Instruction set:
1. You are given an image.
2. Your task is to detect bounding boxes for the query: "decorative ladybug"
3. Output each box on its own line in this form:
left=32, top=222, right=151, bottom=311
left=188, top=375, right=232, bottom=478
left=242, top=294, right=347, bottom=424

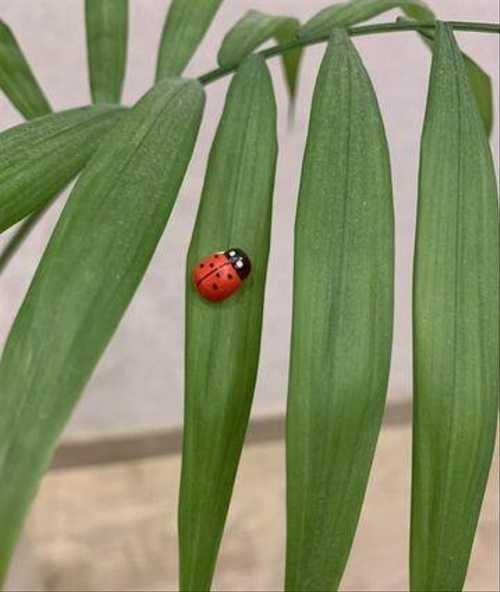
left=193, top=248, right=252, bottom=302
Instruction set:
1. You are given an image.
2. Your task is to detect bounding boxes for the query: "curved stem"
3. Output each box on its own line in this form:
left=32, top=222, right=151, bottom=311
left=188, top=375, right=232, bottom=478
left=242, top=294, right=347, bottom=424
left=198, top=20, right=500, bottom=85
left=0, top=21, right=498, bottom=275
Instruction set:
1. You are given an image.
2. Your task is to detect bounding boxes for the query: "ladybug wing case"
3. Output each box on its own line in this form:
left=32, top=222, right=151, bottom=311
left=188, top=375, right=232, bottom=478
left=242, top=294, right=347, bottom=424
left=193, top=252, right=242, bottom=302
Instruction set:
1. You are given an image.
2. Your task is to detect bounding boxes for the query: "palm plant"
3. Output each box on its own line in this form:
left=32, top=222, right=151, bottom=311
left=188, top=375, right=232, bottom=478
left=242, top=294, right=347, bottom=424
left=0, top=1, right=498, bottom=590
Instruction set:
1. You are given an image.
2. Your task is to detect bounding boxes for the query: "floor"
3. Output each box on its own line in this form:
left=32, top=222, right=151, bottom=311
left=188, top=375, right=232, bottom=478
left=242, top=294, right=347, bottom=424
left=8, top=422, right=499, bottom=591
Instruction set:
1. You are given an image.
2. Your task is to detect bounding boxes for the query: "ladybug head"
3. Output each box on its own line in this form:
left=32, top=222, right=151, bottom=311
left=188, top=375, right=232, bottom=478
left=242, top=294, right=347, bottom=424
left=225, top=248, right=252, bottom=280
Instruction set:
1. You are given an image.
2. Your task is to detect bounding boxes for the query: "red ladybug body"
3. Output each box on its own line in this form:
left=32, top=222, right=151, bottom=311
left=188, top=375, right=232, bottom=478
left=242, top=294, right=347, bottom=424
left=193, top=248, right=252, bottom=302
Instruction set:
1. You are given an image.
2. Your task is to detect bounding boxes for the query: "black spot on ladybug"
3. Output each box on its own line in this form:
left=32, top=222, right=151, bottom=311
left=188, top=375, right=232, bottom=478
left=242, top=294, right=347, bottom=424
left=210, top=263, right=214, bottom=268
left=212, top=284, right=218, bottom=290
left=228, top=274, right=233, bottom=280
left=216, top=272, right=221, bottom=278
left=200, top=263, right=204, bottom=268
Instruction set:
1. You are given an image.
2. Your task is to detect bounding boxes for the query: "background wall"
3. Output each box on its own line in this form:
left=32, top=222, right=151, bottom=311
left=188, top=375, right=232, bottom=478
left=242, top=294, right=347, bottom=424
left=0, top=0, right=499, bottom=435
left=2, top=3, right=499, bottom=591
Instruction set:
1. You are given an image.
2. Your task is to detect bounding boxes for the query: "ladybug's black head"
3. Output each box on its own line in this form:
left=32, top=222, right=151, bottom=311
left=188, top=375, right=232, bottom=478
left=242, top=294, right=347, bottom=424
left=225, top=248, right=252, bottom=281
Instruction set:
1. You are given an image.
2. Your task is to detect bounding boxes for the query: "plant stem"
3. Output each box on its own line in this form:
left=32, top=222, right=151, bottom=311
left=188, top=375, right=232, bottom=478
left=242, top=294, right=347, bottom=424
left=198, top=20, right=500, bottom=85
left=0, top=21, right=498, bottom=275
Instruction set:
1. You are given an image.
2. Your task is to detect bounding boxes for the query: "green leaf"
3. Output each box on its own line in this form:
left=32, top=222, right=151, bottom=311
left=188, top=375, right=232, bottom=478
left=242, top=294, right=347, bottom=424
left=411, top=22, right=499, bottom=592
left=218, top=10, right=302, bottom=99
left=0, top=20, right=53, bottom=270
left=398, top=18, right=494, bottom=137
left=0, top=20, right=51, bottom=119
left=286, top=30, right=394, bottom=592
left=300, top=0, right=434, bottom=38
left=85, top=0, right=129, bottom=104
left=462, top=54, right=493, bottom=137
left=181, top=55, right=277, bottom=592
left=0, top=105, right=125, bottom=234
left=156, top=0, right=223, bottom=80
left=0, top=77, right=205, bottom=585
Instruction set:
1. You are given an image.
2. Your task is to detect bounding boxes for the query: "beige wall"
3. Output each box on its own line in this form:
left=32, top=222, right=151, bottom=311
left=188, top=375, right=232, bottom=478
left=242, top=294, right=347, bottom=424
left=0, top=1, right=499, bottom=434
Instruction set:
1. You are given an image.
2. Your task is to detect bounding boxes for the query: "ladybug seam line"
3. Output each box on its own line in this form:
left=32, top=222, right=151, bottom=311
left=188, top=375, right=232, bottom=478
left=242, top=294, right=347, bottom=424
left=195, top=261, right=230, bottom=287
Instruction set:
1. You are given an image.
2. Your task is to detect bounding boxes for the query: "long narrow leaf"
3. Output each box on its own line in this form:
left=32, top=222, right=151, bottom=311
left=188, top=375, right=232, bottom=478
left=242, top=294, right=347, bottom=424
left=181, top=55, right=277, bottom=592
left=85, top=0, right=128, bottom=104
left=300, top=0, right=434, bottom=38
left=218, top=10, right=302, bottom=99
left=411, top=22, right=499, bottom=592
left=0, top=106, right=125, bottom=233
left=286, top=30, right=394, bottom=592
left=156, top=0, right=223, bottom=80
left=0, top=20, right=51, bottom=119
left=398, top=17, right=494, bottom=137
left=0, top=20, right=53, bottom=268
left=0, top=78, right=205, bottom=585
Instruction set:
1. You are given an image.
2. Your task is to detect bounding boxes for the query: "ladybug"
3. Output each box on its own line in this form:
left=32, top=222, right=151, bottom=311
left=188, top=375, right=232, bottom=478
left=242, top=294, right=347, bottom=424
left=193, top=248, right=252, bottom=302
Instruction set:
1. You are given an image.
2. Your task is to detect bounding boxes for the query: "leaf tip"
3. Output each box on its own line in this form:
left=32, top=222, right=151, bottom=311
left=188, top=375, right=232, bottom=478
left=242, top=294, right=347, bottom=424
left=328, top=27, right=351, bottom=47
